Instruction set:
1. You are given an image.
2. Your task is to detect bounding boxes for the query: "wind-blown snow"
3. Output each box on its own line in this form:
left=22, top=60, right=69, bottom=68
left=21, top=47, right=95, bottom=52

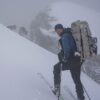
left=0, top=24, right=100, bottom=100
left=40, top=28, right=58, bottom=38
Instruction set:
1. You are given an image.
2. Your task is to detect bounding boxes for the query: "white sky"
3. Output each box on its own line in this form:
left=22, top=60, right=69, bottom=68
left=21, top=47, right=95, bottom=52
left=0, top=0, right=100, bottom=30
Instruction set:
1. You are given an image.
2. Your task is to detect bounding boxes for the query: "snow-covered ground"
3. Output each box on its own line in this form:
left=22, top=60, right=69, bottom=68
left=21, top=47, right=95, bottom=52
left=0, top=24, right=100, bottom=100
left=82, top=56, right=100, bottom=84
left=0, top=24, right=57, bottom=100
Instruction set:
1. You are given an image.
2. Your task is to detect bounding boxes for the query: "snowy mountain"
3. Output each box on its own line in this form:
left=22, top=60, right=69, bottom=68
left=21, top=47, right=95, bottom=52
left=0, top=24, right=100, bottom=100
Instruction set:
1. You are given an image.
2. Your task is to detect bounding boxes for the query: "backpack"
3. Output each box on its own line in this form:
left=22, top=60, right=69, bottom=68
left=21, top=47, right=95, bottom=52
left=71, top=20, right=97, bottom=60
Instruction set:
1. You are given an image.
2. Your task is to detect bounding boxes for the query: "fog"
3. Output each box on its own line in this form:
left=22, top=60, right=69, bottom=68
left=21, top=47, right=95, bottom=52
left=0, top=0, right=100, bottom=30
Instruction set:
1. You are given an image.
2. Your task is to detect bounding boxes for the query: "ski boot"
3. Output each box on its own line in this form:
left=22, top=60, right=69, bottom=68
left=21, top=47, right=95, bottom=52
left=52, top=84, right=60, bottom=96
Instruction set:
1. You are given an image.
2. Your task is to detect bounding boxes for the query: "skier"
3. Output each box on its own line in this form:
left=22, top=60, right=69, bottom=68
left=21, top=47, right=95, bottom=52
left=53, top=24, right=85, bottom=100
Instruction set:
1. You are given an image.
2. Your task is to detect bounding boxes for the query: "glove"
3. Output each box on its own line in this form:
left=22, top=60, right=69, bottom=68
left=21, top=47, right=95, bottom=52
left=62, top=58, right=67, bottom=63
left=74, top=52, right=80, bottom=56
left=62, top=58, right=67, bottom=64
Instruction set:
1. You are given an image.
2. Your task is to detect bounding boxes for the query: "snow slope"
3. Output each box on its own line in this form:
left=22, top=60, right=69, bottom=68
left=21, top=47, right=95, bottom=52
left=0, top=24, right=100, bottom=100
left=0, top=24, right=57, bottom=100
left=49, top=1, right=100, bottom=53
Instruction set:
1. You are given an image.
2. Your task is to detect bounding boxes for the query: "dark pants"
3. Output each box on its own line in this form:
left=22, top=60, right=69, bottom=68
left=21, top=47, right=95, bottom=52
left=53, top=56, right=84, bottom=100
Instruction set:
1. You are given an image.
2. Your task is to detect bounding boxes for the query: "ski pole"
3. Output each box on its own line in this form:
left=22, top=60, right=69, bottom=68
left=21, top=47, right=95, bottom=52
left=58, top=62, right=62, bottom=100
left=82, top=84, right=91, bottom=100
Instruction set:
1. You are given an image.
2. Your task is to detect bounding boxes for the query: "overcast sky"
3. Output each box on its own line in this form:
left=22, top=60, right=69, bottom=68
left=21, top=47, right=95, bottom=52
left=0, top=0, right=100, bottom=31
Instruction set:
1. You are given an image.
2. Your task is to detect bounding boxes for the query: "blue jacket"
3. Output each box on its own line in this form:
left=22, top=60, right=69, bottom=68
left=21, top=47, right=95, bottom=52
left=59, top=31, right=77, bottom=60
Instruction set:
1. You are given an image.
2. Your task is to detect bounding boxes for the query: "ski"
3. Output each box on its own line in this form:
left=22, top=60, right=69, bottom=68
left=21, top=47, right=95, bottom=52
left=37, top=72, right=64, bottom=100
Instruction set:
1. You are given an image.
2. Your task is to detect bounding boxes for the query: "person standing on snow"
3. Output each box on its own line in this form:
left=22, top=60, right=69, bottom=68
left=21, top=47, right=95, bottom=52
left=53, top=24, right=85, bottom=100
